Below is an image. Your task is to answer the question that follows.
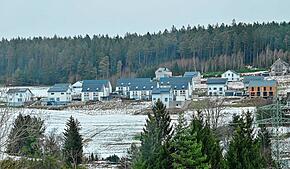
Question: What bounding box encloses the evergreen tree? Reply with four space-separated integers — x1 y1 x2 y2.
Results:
133 99 173 169
170 113 210 169
6 114 45 157
63 116 83 168
226 111 266 169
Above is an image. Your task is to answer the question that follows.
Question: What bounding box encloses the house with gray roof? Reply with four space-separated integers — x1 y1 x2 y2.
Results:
152 87 173 108
6 88 33 106
81 80 112 101
47 83 72 105
270 58 290 76
206 78 228 96
243 76 264 95
248 80 277 98
129 82 157 100
116 78 152 97
159 77 193 101
222 70 240 82
184 71 201 84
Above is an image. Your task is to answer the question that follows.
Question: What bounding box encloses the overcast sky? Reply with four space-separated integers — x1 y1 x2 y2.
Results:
0 0 289 39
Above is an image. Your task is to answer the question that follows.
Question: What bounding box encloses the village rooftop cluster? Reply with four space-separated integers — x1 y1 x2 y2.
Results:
3 58 289 108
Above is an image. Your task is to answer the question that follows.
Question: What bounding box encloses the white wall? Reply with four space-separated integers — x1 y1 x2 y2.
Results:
207 84 227 96
152 92 173 108
222 70 240 82
48 90 72 103
7 91 32 106
81 91 104 101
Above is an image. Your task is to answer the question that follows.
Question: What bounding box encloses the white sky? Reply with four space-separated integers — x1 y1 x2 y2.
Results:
0 0 289 39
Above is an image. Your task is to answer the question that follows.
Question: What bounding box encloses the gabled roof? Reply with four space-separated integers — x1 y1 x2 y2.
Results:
243 76 264 84
160 77 191 90
130 82 157 91
184 71 200 78
155 67 171 73
7 88 31 94
116 78 152 86
271 58 289 68
248 80 277 87
223 70 239 75
48 83 71 92
81 80 109 92
206 78 228 85
152 87 171 94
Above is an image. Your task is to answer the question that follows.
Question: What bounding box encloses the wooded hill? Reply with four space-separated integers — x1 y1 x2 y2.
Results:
0 21 290 85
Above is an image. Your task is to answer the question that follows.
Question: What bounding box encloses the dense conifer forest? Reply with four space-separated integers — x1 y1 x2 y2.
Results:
0 21 289 85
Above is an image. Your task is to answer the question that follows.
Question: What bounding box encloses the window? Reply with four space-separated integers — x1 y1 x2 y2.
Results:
257 92 260 96
19 93 22 97
209 87 211 90
264 87 266 91
251 93 255 96
251 87 254 91
269 92 273 96
270 87 272 91
219 87 223 91
165 98 168 102
263 92 267 96
18 98 22 102
257 87 260 91
56 98 60 101
51 93 55 95
213 87 217 90
209 92 212 95
61 92 64 95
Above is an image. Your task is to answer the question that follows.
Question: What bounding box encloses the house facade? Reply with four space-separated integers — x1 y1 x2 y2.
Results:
116 78 152 97
243 76 264 95
222 70 240 82
270 58 290 76
248 80 277 98
6 88 33 106
207 78 228 96
47 83 72 105
129 82 157 100
152 87 173 108
159 77 193 101
155 67 172 80
81 80 111 101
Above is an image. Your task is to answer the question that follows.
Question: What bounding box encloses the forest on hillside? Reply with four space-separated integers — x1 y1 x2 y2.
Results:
0 21 290 85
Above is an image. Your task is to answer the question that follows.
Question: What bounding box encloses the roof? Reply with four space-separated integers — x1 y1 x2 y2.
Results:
160 77 191 90
152 87 171 94
48 83 71 92
243 76 264 84
206 78 228 85
248 80 277 87
130 82 157 91
184 71 200 78
223 70 239 75
155 67 171 73
271 58 289 68
116 78 151 86
81 80 109 92
7 88 31 94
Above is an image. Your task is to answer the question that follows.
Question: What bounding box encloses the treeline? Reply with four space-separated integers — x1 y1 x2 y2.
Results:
0 21 290 85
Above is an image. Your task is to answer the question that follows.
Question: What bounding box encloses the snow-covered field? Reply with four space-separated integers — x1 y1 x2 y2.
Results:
8 106 254 158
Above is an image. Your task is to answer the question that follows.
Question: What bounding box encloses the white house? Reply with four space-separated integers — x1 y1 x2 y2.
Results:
129 82 157 100
152 87 173 108
184 71 201 84
207 78 228 96
6 88 33 106
47 83 72 105
159 77 192 101
155 67 172 80
116 78 152 97
72 81 83 95
222 70 240 82
81 80 111 102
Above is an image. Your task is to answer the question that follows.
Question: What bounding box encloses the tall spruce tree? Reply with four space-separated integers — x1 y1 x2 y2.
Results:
226 111 266 169
133 99 173 169
63 116 83 168
170 113 210 169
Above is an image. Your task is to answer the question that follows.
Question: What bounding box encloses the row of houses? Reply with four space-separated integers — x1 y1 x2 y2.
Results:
4 65 279 107
207 70 277 98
